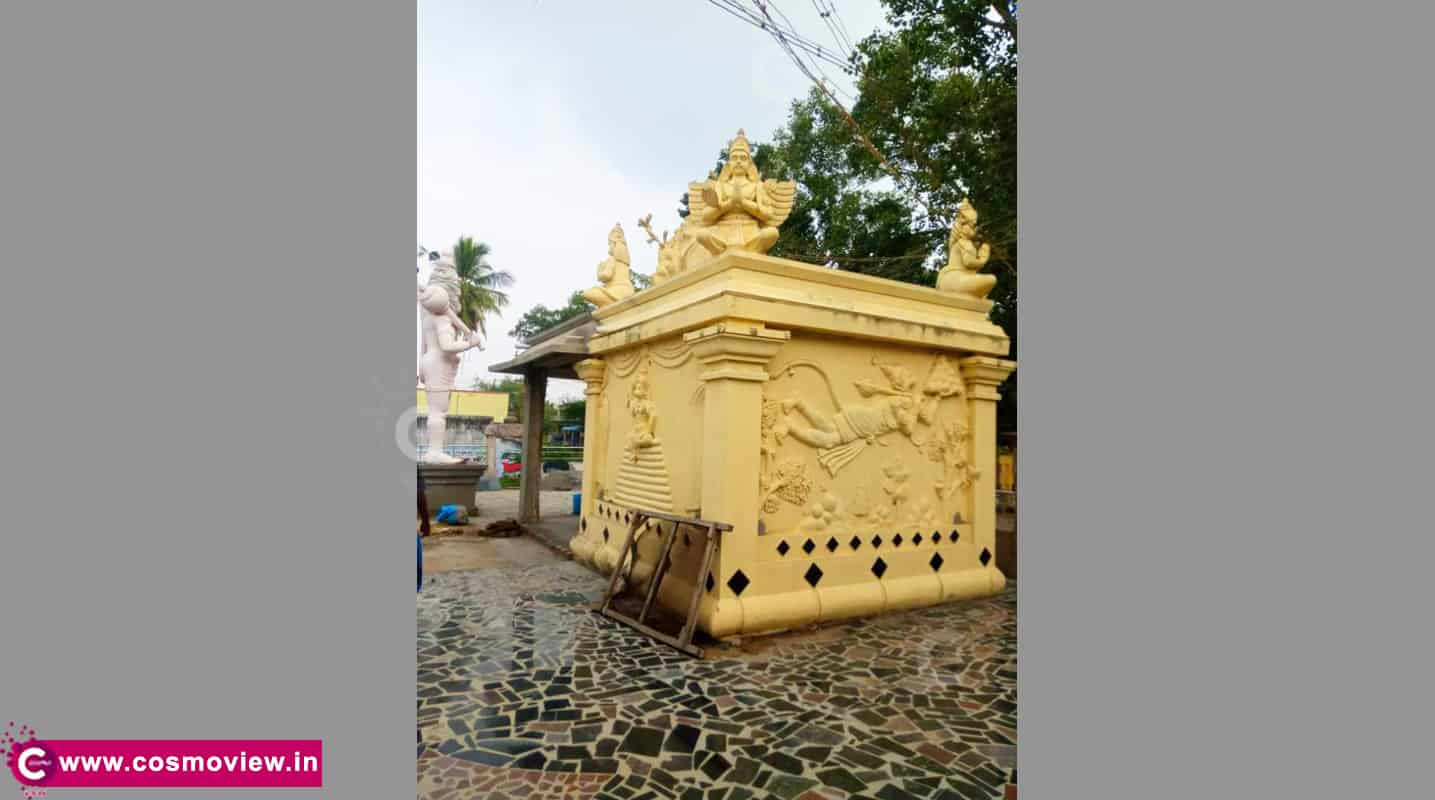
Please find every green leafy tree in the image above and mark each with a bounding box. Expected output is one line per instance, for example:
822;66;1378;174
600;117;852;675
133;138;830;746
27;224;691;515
452;237;516;336
508;291;593;340
508;275;654;341
728;0;1017;429
557;399;586;423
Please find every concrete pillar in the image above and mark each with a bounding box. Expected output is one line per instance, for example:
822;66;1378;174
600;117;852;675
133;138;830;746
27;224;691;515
959;356;1017;569
686;320;789;588
573;358;607;519
519;368;547;523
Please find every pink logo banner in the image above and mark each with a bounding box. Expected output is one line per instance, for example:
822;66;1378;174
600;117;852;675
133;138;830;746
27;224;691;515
7;739;322;789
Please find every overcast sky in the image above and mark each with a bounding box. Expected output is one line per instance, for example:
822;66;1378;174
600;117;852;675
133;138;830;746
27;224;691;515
417;0;888;401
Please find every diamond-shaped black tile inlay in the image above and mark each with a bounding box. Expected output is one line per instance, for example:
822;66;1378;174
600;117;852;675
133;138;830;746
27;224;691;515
949;529;960;543
802;539;816;555
705;572;715;593
893;533;904;548
580;518;587;531
826;537;839;553
849;535;861;551
871;557;888;579
933;531;942;546
914;532;923;545
929;552;944;572
776;540;790;557
980;547;992;566
804;563;824;587
603;527;610;543
726;570;750;596
871;534;883;549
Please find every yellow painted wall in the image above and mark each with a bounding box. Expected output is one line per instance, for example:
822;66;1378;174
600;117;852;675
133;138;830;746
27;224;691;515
568;250;1015;640
416;389;509;420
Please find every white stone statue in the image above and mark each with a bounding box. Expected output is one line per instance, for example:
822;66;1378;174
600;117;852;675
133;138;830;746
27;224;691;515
418;284;482;464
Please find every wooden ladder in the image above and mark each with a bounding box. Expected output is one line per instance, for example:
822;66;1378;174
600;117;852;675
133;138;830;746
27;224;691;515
596;508;731;658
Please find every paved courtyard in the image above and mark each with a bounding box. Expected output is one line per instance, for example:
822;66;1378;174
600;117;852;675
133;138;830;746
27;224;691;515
418;542;1016;800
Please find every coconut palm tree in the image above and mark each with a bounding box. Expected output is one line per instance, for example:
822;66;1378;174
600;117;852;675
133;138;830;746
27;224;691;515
451;236;514;336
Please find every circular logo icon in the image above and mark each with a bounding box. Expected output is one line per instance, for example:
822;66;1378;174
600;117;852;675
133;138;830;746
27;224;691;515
10;741;57;786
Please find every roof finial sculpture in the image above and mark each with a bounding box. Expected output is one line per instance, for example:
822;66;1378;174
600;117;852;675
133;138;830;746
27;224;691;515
582;223;635;308
936;199;996;299
648;128;798;285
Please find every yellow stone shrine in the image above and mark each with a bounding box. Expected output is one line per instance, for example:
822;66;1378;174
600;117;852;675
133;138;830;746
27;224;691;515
568;130;1015;640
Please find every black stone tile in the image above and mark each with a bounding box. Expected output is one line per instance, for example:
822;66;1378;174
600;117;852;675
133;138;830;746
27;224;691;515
701;751;733;780
850;535;862;550
876;784;921;800
726;756;761;785
664;755;695;774
802;539;816;555
930;552;945;571
619;726;665;757
765;774;818;799
777;540;790;556
650;769;678;790
452;749;510;767
726;570;750;596
665;723;701;753
596;738;619;757
980;547;992;566
582;757;622;774
816;767;866;794
705;733;727;753
762;750;805;775
794;745;833;764
472;738;542;756
871;557;888;579
871;534;883;549
826;536;839;552
557;745;591;761
893;533;904;547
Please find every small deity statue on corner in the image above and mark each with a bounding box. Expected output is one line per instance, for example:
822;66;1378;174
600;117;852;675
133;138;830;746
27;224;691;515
582;223;635;308
936;199;997;299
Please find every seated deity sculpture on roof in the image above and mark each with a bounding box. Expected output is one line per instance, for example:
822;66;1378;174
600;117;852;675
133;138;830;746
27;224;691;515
650;129;797;283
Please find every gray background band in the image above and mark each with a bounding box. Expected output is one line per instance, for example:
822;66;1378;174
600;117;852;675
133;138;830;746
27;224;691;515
2;2;1432;798
0;1;414;797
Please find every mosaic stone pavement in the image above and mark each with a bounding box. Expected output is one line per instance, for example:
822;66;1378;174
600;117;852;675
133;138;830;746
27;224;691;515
418;558;1016;800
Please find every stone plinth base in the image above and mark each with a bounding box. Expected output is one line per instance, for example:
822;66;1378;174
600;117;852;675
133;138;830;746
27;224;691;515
419;463;486;514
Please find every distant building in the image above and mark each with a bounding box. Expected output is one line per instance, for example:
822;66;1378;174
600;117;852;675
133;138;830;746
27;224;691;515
415;389;510;461
484;422;525;474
